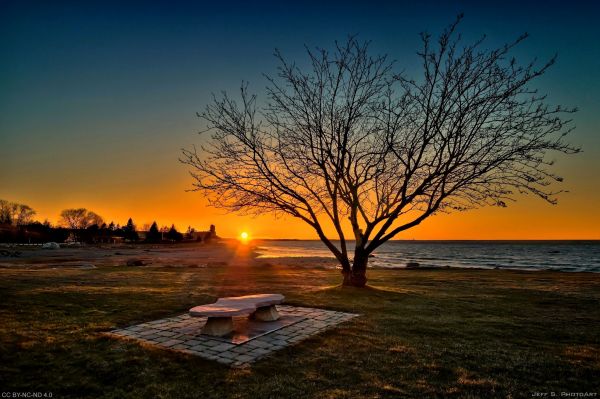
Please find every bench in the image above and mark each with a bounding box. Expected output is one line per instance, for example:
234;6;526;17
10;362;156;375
189;294;285;336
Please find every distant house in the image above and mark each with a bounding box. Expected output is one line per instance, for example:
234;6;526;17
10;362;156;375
111;236;125;244
190;224;218;242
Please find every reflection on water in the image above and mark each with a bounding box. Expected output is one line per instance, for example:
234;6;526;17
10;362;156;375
255;240;600;272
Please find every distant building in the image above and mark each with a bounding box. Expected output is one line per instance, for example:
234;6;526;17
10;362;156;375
190;224;218;242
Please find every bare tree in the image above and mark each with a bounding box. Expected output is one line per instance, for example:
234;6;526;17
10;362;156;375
15;204;36;226
60;208;104;230
182;17;578;287
0;200;36;226
0;200;14;225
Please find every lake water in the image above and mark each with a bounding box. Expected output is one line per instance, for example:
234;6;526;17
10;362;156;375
255;240;600;272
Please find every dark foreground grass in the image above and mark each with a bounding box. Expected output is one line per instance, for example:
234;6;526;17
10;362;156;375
0;261;599;398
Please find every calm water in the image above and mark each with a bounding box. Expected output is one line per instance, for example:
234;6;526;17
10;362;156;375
255;240;600;272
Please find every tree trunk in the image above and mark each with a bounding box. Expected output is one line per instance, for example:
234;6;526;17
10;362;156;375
340;259;352;286
342;249;368;287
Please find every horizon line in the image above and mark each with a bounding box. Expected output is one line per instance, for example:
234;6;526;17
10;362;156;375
241;238;600;242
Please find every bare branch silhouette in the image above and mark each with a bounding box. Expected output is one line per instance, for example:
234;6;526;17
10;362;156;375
59;208;104;230
182;17;579;287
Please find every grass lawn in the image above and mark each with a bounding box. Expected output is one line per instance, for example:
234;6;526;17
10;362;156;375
1;260;599;398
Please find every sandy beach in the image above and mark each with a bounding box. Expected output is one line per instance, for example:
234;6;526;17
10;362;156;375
0;241;341;271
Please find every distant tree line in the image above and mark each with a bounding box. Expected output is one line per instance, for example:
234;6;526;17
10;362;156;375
0;200;214;244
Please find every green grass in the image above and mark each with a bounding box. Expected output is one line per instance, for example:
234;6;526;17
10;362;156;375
0;262;599;398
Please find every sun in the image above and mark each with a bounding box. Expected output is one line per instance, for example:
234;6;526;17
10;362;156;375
240;231;249;242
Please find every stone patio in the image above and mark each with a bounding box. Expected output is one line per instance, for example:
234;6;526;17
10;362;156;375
106;305;358;367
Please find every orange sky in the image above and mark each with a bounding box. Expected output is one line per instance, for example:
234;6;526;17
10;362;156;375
1;99;598;240
1;149;598;240
2;2;599;240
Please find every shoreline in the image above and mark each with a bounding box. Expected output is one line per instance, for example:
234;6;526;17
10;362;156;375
0;242;597;273
1;245;598;396
254;240;600;273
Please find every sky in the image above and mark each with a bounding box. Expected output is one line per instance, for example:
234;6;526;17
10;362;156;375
1;0;599;240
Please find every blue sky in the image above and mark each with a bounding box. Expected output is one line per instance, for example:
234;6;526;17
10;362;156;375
1;0;599;238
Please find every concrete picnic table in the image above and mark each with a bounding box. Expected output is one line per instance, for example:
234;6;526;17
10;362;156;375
189;294;285;336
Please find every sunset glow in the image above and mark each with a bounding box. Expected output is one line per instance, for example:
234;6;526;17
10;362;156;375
1;2;599;240
0;3;598;395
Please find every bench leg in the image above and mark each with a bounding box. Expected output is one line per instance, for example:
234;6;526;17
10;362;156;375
201;316;233;336
252;305;280;322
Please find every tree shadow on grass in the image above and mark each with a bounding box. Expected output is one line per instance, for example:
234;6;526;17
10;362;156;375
313;283;416;300
285;283;416;316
